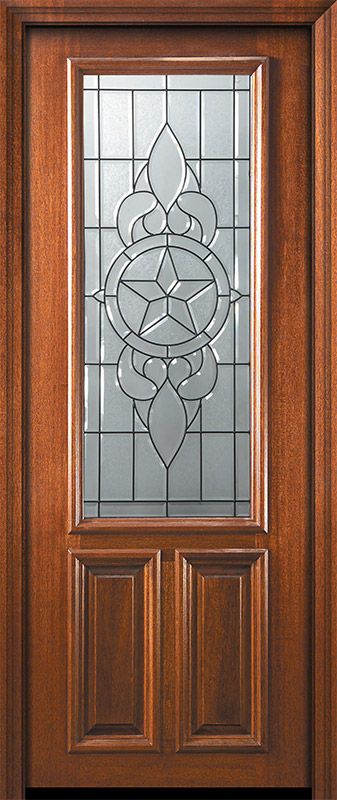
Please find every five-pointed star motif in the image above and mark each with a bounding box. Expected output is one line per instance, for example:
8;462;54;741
121;248;214;340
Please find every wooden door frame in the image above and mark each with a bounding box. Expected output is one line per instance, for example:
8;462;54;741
0;1;336;798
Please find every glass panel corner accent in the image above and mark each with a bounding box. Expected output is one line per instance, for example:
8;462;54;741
83;74;251;518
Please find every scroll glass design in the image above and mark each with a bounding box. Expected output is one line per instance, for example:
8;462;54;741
83;74;251;518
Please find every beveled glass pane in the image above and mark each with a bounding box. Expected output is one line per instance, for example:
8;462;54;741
235;228;250;293
201;160;233;226
201;91;233;158
236;364;250;431
235;90;250;159
101;365;133;431
100;160;133;227
168;434;200;500
134;91;166;158
235;295;250;363
84;161;99;227
236;433;250;500
168;75;234;89
85;297;99;363
202;434;234;500
100;75;165;89
134;434;166;500
84;434;99;501
83;90;98;159
83;75;98;89
235;160;250;227
100;501;166;516
100;91;132;158
84;501;99;516
85;229;100;294
168;91;199;158
235;75;250;90
101;434;132;500
83;73;251;518
84;365;99;431
168;501;234;516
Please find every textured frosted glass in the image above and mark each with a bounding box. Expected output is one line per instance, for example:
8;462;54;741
101;366;133;431
236;365;250;431
203;365;234;431
201;91;233;158
84;365;99;431
235;228;250;293
202;434;234;500
100;160;133;227
235;160;250;227
85;298;99;363
168;435;200;500
201;160;233;226
168;501;234;516
101;434;132;500
84;434;99;500
83;73;251;518
235;91;250;159
168;91;199;158
168;75;233;89
236;433;250;500
83;75;98;89
100;75;165;89
134;434;166;500
85;229;100;294
100;91;132;158
134;91;165;158
84;161;99;227
83;91;98;159
235;75;250;90
235;296;250;363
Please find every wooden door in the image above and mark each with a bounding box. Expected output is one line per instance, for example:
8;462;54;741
25;23;311;793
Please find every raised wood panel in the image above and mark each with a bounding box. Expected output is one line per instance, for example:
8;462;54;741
176;549;268;751
68;549;160;752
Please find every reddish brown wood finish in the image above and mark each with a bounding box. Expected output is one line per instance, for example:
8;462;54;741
0;3;336;800
68;549;161;752
25;24;311;790
0;0;335;24
313;4;337;798
175;550;268;752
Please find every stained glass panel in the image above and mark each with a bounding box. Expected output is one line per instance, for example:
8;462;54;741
83;74;251;517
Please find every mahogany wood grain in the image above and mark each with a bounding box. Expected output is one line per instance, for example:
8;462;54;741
25;24;311;790
1;0;336;24
68;549;160;752
313;4;337;797
175;550;268;752
0;2;336;798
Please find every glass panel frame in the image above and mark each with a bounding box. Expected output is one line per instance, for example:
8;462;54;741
68;57;268;533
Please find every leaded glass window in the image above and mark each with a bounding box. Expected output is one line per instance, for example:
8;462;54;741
83;74;251;518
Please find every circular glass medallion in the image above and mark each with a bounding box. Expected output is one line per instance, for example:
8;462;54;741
104;234;231;357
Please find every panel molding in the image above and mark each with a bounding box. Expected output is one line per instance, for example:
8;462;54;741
1;1;336;24
68;55;269;535
67;549;161;752
175;549;268;752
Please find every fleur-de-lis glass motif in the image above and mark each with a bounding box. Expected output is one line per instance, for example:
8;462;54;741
94;123;242;467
